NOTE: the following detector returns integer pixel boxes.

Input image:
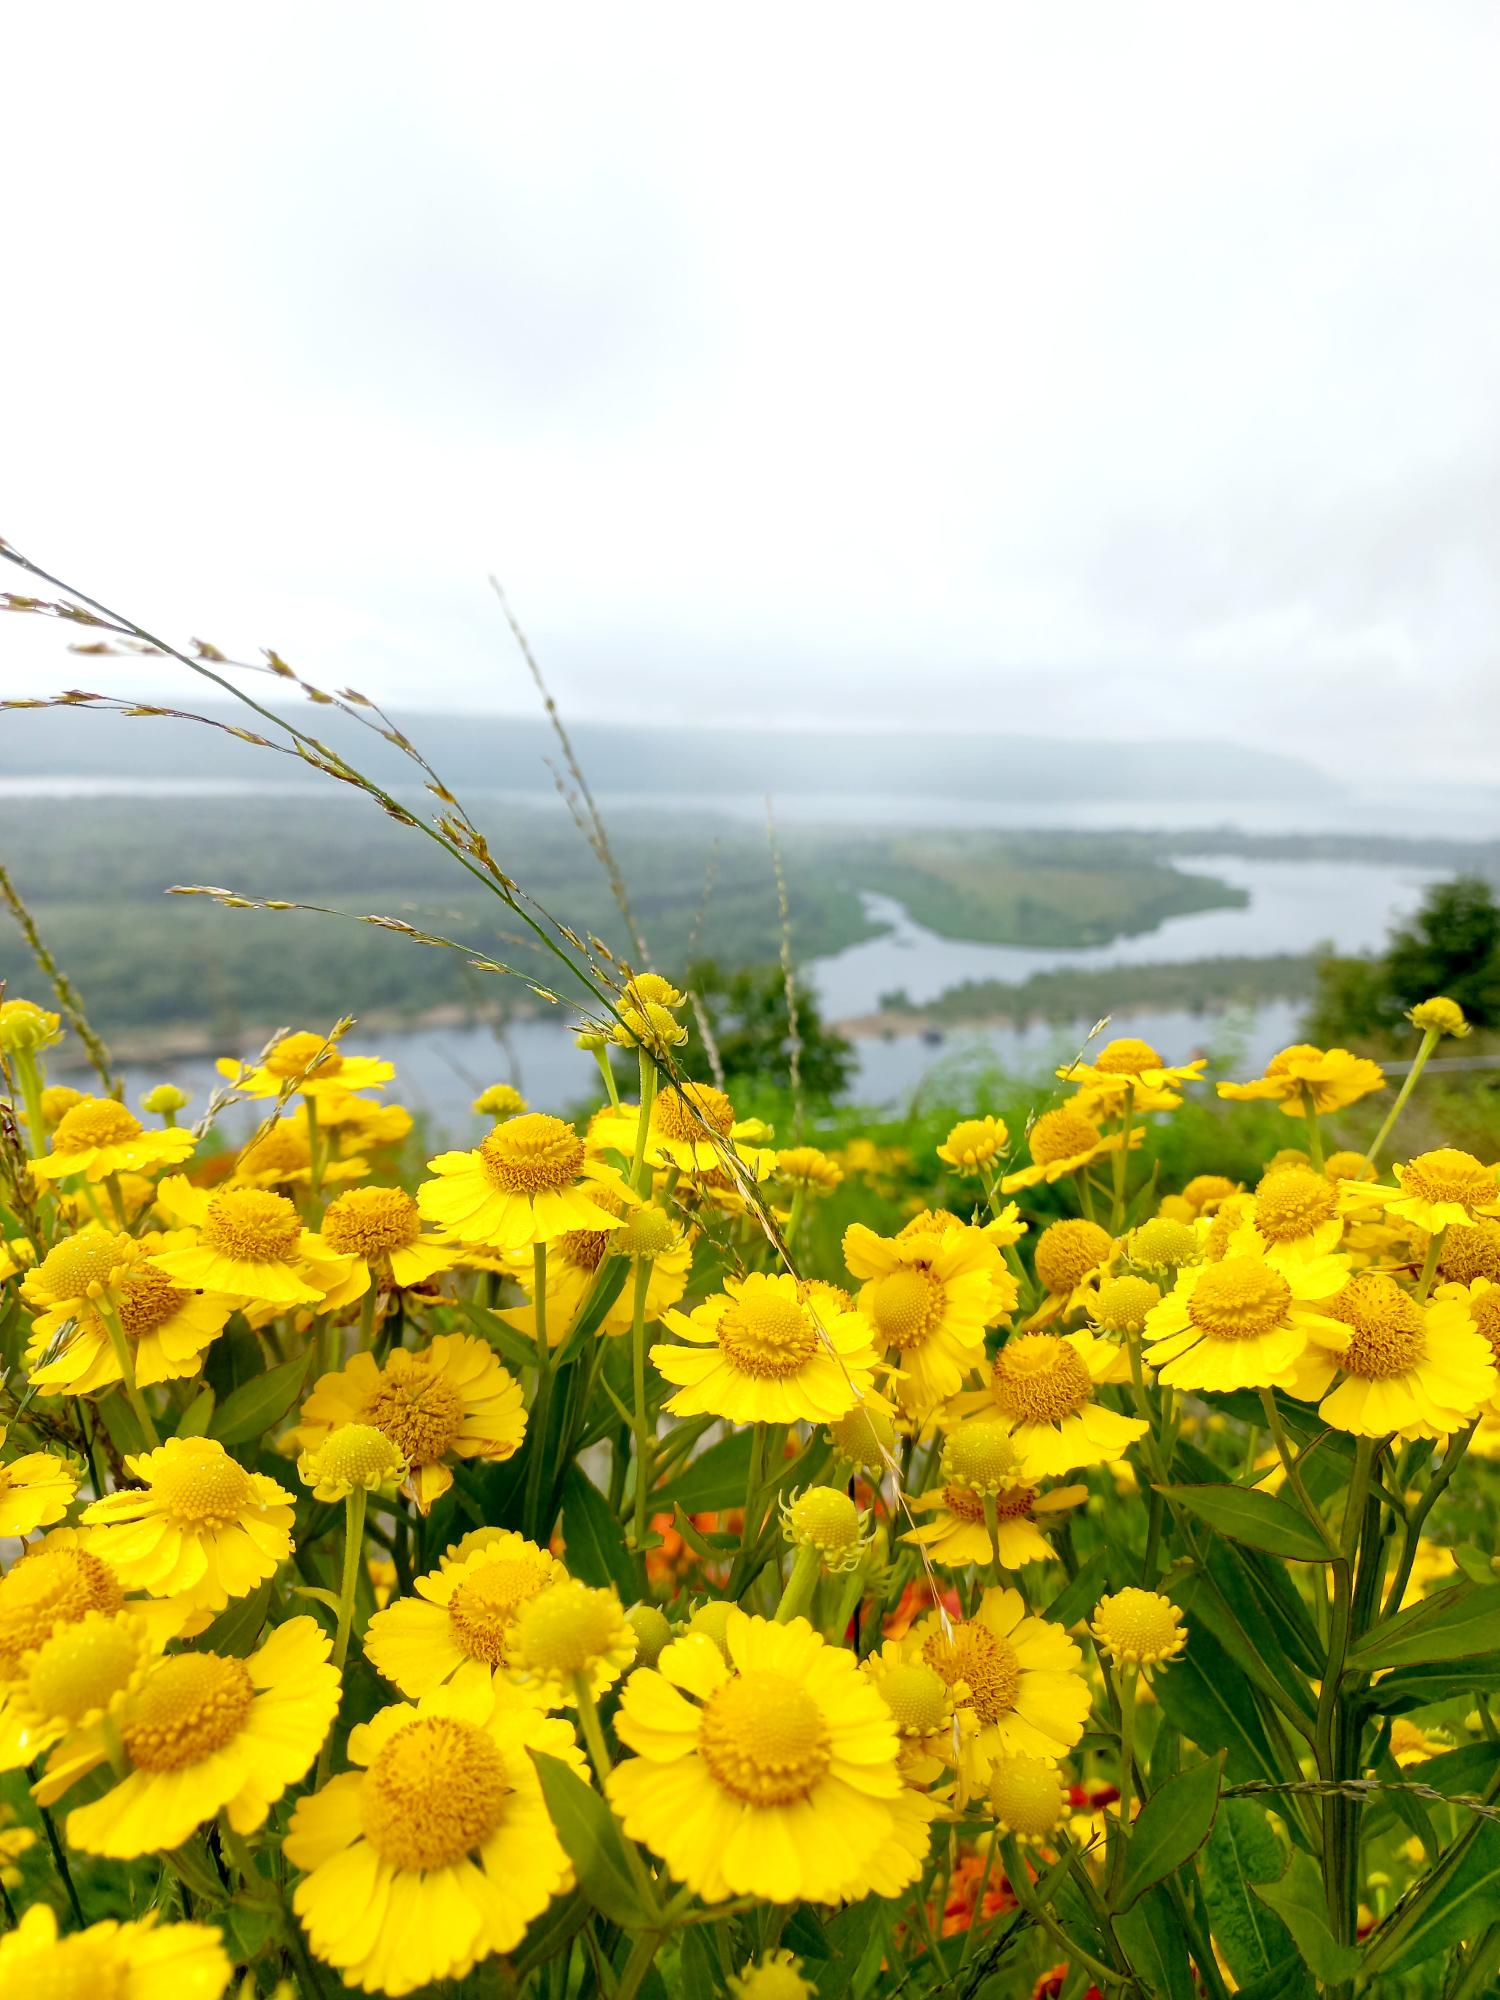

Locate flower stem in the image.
[592,1044,620,1108]
[629,1050,659,1195]
[629,1258,654,1551]
[774,1542,821,1624]
[1414,1226,1446,1302]
[1106,1665,1140,1901]
[1364,1027,1439,1169]
[524,1243,555,1537]
[1298,1084,1325,1170]
[34,1789,86,1927]
[94,1294,159,1448]
[1110,1083,1135,1232]
[332,1486,367,1673]
[999,1832,1126,1987]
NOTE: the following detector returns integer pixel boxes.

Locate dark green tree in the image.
[1311,874,1500,1042]
[677,959,853,1099]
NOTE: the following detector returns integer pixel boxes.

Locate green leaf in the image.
[1346,1583,1500,1672]
[1232,1953,1316,2000]
[1118,1751,1223,1910]
[198,1579,273,1657]
[1381,1820,1500,1974]
[1200,1799,1296,1988]
[554,1255,630,1365]
[1251,1849,1362,1984]
[96,1387,147,1457]
[452,1298,536,1375]
[173,1385,215,1438]
[1167,1483,1330,1562]
[560,1464,639,1600]
[291,1585,344,1616]
[1112,1883,1197,2000]
[1043,1546,1111,1631]
[1367,1659,1500,1714]
[1174,1565,1317,1729]
[530,1750,649,1930]
[1206,1536,1321,1680]
[658,1426,754,1513]
[208,1351,310,1447]
[1406,1742,1500,1799]
[783,1904,832,1961]
[1154,1618,1284,1788]
[1454,1543,1496,1586]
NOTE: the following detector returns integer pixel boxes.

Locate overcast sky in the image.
[3,4,1498,780]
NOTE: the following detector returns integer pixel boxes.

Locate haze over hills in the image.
[0,702,1330,803]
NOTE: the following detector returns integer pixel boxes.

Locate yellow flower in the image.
[1142,1224,1349,1393]
[139,1083,190,1118]
[500,1193,692,1345]
[607,1611,913,1904]
[775,1144,845,1195]
[364,1532,568,1697]
[23,1229,235,1397]
[590,1081,776,1184]
[1059,1037,1205,1102]
[472,1081,528,1118]
[1345,1149,1500,1236]
[861,1644,959,1786]
[299,1423,409,1501]
[1283,1276,1496,1439]
[80,1436,294,1612]
[0,1537,129,1686]
[1389,1717,1453,1765]
[609,972,689,1055]
[782,1486,870,1569]
[1182,1174,1239,1213]
[417,1112,628,1252]
[0,1601,183,1776]
[844,1220,1008,1412]
[903,1423,1085,1569]
[0,1904,231,2000]
[216,1031,394,1099]
[911,1586,1090,1792]
[1437,1220,1500,1286]
[29,1096,196,1184]
[1408,996,1469,1038]
[1031,1218,1116,1321]
[937,1116,1008,1175]
[292,1334,526,1512]
[319,1185,458,1289]
[287,1680,582,1995]
[990,1753,1069,1839]
[653,1271,880,1425]
[61,1618,337,1855]
[0,1431,78,1536]
[0,997,62,1053]
[230,1112,367,1190]
[729,1950,816,2000]
[1000,1106,1138,1193]
[986,1330,1146,1474]
[1123,1217,1201,1276]
[1438,1276,1500,1412]
[1090,1274,1162,1336]
[1217,1043,1385,1117]
[150,1177,361,1308]
[40,1084,86,1127]
[1091,1587,1187,1671]
[1245,1165,1344,1264]
[506,1579,638,1706]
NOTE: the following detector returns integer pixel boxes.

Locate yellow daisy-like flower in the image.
[590,1082,777,1184]
[654,1270,879,1425]
[216,1031,394,1099]
[23,1230,235,1397]
[292,1334,526,1512]
[775,1144,845,1195]
[150,1176,361,1308]
[1182,1174,1240,1214]
[1389,1717,1453,1764]
[473,1081,528,1118]
[0,1905,231,2000]
[287,1684,581,1997]
[1000,1106,1138,1193]
[1060,1037,1206,1102]
[1437,1220,1500,1286]
[0,996,62,1053]
[1030,1217,1117,1323]
[0,1429,78,1536]
[298,1423,410,1502]
[80,1436,294,1612]
[40,1086,87,1129]
[61,1617,338,1855]
[364,1532,568,1698]
[1244,1165,1344,1264]
[1217,1042,1385,1117]
[1091,1587,1187,1672]
[1344,1149,1500,1236]
[319,1185,458,1290]
[861,1644,961,1787]
[1141,1223,1349,1393]
[501,1194,692,1345]
[937,1116,1009,1175]
[505,1578,639,1706]
[844,1220,1007,1412]
[0,1537,128,1685]
[730,1949,817,2000]
[1090,1274,1162,1337]
[1283,1275,1496,1439]
[1437,1276,1500,1414]
[986,1330,1146,1474]
[990,1753,1069,1840]
[903,1423,1085,1569]
[607,1611,912,1904]
[229,1112,367,1190]
[29,1096,196,1184]
[911,1586,1090,1791]
[0,1601,184,1776]
[1408,996,1469,1039]
[417,1112,628,1253]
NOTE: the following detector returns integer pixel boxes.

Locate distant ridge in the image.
[0,703,1332,802]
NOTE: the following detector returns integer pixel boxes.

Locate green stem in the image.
[981,1490,1006,1585]
[1110,1083,1135,1232]
[999,1832,1126,1987]
[1364,1027,1439,1169]
[592,1044,620,1108]
[1258,1389,1337,1553]
[356,1282,378,1352]
[572,1675,663,1924]
[1107,1666,1140,1901]
[34,1791,86,1927]
[629,1050,659,1195]
[1414,1226,1446,1303]
[1383,1416,1477,1618]
[629,1258,654,1550]
[774,1543,821,1624]
[1298,1082,1325,1169]
[524,1244,555,1537]
[94,1294,159,1448]
[1316,1438,1375,1950]
[615,1931,666,2000]
[316,1485,367,1785]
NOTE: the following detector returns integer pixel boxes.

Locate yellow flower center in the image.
[872,1661,950,1738]
[1267,1044,1324,1079]
[990,1753,1067,1837]
[122,1652,254,1770]
[921,1622,1020,1724]
[361,1715,510,1869]
[1400,1149,1500,1215]
[479,1114,586,1195]
[698,1671,832,1806]
[1187,1258,1292,1342]
[1092,1586,1185,1666]
[26,1615,139,1725]
[787,1486,861,1554]
[941,1481,1036,1524]
[0,1550,124,1678]
[1093,1274,1161,1335]
[827,1403,897,1470]
[1183,1175,1238,1211]
[1028,1108,1102,1166]
[447,1557,555,1663]
[1327,1277,1428,1379]
[1093,1038,1163,1077]
[717,1293,821,1378]
[114,1264,191,1339]
[152,1443,254,1525]
[51,1099,143,1154]
[868,1266,945,1351]
[943,1120,1004,1166]
[311,1423,407,1490]
[361,1353,465,1466]
[617,1205,678,1260]
[652,1083,736,1144]
[202,1188,303,1263]
[1034,1219,1114,1295]
[1127,1217,1200,1270]
[1467,1288,1500,1360]
[943,1421,1026,1492]
[777,1146,842,1191]
[236,1124,311,1180]
[1438,1221,1500,1285]
[991,1335,1092,1425]
[265,1032,344,1080]
[35,1230,130,1301]
[1323,1151,1376,1186]
[321,1187,422,1259]
[1254,1167,1338,1243]
[511,1581,623,1676]
[556,1189,626,1272]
